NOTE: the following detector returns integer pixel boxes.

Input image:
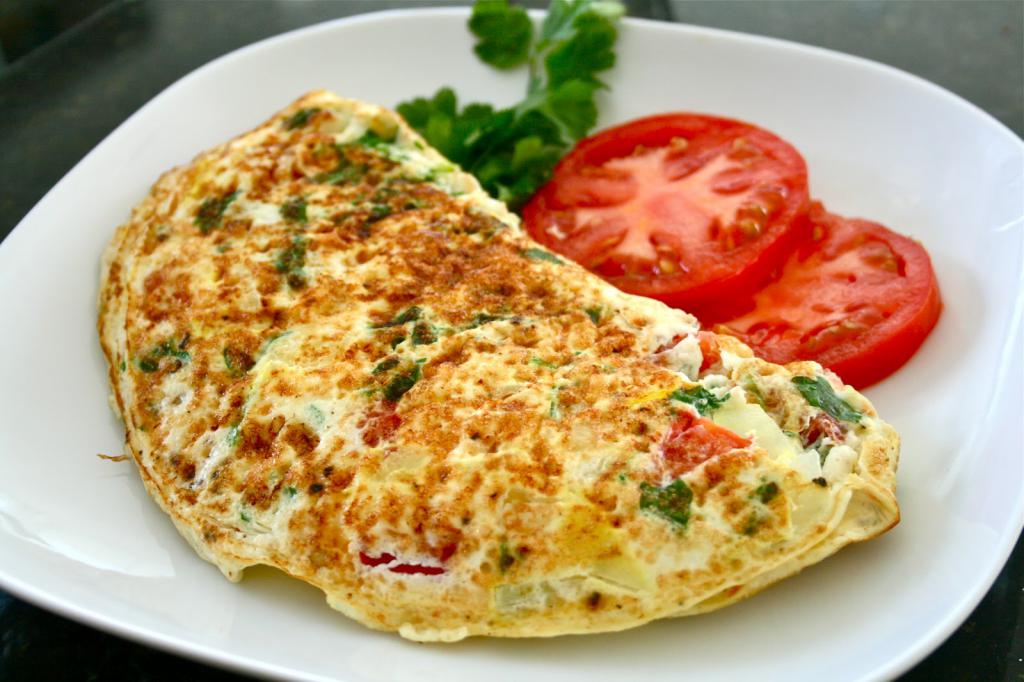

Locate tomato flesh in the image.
[523,113,811,314]
[662,411,751,478]
[361,402,401,447]
[713,204,942,388]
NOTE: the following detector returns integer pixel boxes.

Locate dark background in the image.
[1,1,1021,680]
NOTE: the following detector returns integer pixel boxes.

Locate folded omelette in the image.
[98,91,899,641]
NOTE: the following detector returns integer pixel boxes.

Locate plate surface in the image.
[0,9,1021,681]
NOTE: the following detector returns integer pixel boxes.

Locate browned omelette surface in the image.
[98,91,899,641]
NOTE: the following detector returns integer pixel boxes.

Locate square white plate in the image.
[0,9,1021,681]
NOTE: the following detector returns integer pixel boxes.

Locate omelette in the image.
[98,91,899,641]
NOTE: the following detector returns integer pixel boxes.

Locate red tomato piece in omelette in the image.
[662,411,752,478]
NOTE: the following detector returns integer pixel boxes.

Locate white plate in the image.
[1,8,1021,681]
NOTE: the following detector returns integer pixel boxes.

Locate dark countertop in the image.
[0,1,1021,680]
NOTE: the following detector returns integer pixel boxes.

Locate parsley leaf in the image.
[313,149,367,185]
[283,108,320,130]
[280,197,307,224]
[397,88,498,164]
[465,312,510,328]
[542,9,619,88]
[521,247,563,264]
[137,336,191,373]
[411,321,437,346]
[752,481,779,504]
[275,235,307,289]
[194,190,239,233]
[498,540,519,572]
[222,347,253,378]
[469,0,533,68]
[383,363,422,403]
[396,0,624,209]
[372,357,400,375]
[356,130,396,148]
[373,306,422,329]
[792,376,862,424]
[670,385,728,416]
[639,479,693,527]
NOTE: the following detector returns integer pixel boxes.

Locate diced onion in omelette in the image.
[98,91,899,642]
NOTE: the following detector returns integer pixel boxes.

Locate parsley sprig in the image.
[397,0,624,209]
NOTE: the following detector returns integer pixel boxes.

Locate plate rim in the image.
[1,7,1022,682]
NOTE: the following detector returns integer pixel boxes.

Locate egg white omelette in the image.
[98,91,899,641]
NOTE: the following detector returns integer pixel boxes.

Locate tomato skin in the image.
[696,331,721,373]
[523,113,812,315]
[358,544,455,575]
[714,204,942,388]
[359,551,396,567]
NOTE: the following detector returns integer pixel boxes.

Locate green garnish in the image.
[792,376,862,424]
[498,541,519,573]
[389,335,406,349]
[469,0,534,68]
[275,235,307,288]
[314,147,368,185]
[280,197,308,224]
[639,479,693,527]
[222,347,253,378]
[284,485,298,498]
[137,336,190,373]
[383,363,422,402]
[356,130,396,149]
[372,186,398,202]
[670,385,727,416]
[396,0,624,209]
[411,321,437,346]
[466,312,508,328]
[372,357,400,375]
[194,190,239,233]
[240,510,251,523]
[373,306,422,329]
[521,247,563,264]
[584,306,602,324]
[368,203,392,222]
[530,356,559,369]
[753,481,779,504]
[283,107,320,130]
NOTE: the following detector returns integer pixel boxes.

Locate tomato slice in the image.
[713,203,942,388]
[523,113,811,314]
